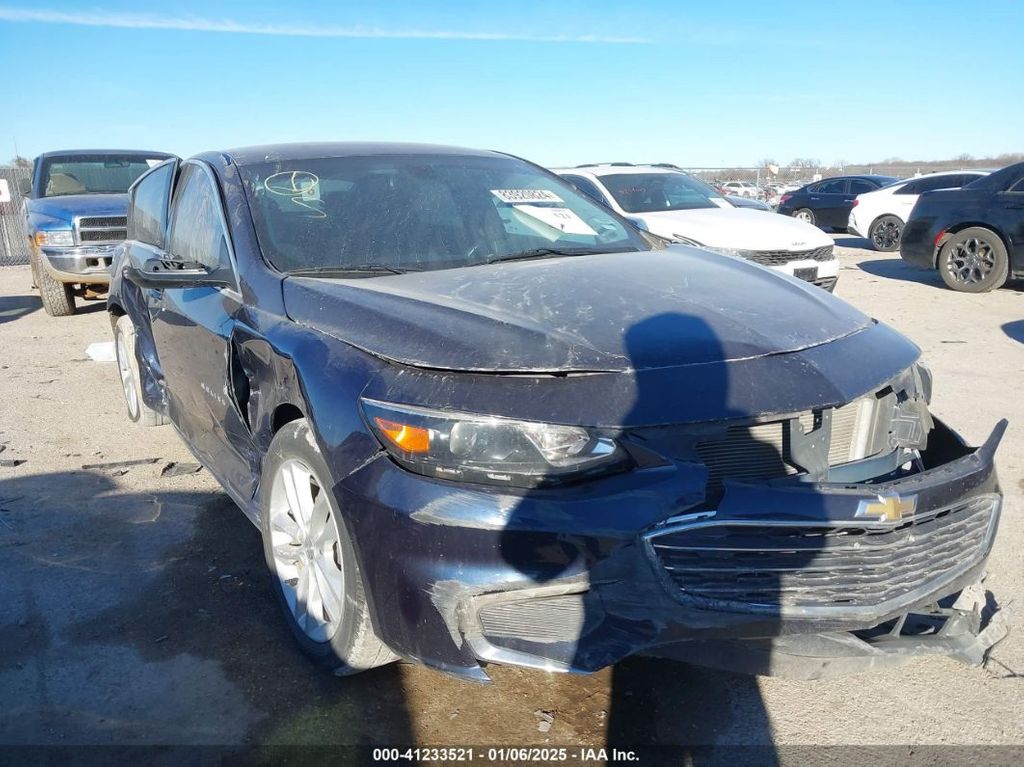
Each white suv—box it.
[848,170,990,251]
[554,164,839,290]
[721,180,759,198]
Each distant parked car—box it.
[19,149,174,316]
[720,181,759,198]
[726,195,772,211]
[849,171,991,252]
[900,162,1024,292]
[555,164,839,289]
[777,175,899,230]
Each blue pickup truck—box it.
[20,149,173,316]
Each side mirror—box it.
[126,258,231,290]
[16,177,31,197]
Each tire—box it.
[260,420,398,675]
[113,314,168,426]
[937,227,1009,293]
[31,251,76,316]
[792,208,816,226]
[869,215,903,252]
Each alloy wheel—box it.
[794,210,813,223]
[115,332,139,419]
[946,237,996,285]
[268,459,344,643]
[871,219,901,250]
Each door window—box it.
[848,179,876,195]
[561,174,610,206]
[167,165,232,274]
[814,179,848,194]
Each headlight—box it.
[34,229,74,247]
[671,235,703,247]
[704,246,755,258]
[361,398,628,487]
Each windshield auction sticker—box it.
[510,205,597,236]
[491,189,564,204]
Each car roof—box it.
[833,174,900,182]
[219,142,503,167]
[882,169,993,185]
[36,149,174,160]
[552,164,682,177]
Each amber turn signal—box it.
[373,417,431,454]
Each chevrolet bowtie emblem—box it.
[856,493,917,522]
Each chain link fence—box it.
[0,166,31,266]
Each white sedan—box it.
[848,170,990,251]
[555,164,839,290]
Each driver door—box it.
[148,161,260,504]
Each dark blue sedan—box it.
[777,175,899,230]
[107,143,1005,680]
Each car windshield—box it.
[597,173,722,213]
[40,154,167,197]
[240,153,653,274]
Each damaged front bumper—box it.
[338,417,1007,682]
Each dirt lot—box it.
[1,237,1023,755]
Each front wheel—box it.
[869,215,903,252]
[31,252,76,316]
[113,315,168,426]
[261,420,397,675]
[792,208,815,226]
[937,227,1009,293]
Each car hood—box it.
[28,193,128,222]
[634,207,833,250]
[283,247,872,374]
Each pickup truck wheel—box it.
[261,420,398,675]
[113,315,168,426]
[937,227,1009,293]
[31,252,76,316]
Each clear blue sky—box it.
[2,0,1022,167]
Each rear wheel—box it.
[869,215,903,252]
[261,420,398,675]
[792,208,815,226]
[113,314,168,426]
[31,252,75,316]
[937,227,1009,293]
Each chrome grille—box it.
[695,396,879,491]
[648,495,999,611]
[747,245,834,266]
[76,216,128,244]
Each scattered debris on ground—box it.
[86,341,117,362]
[81,458,161,470]
[535,710,554,733]
[161,461,203,478]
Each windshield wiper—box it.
[482,247,636,265]
[287,264,416,277]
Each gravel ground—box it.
[0,236,1022,754]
